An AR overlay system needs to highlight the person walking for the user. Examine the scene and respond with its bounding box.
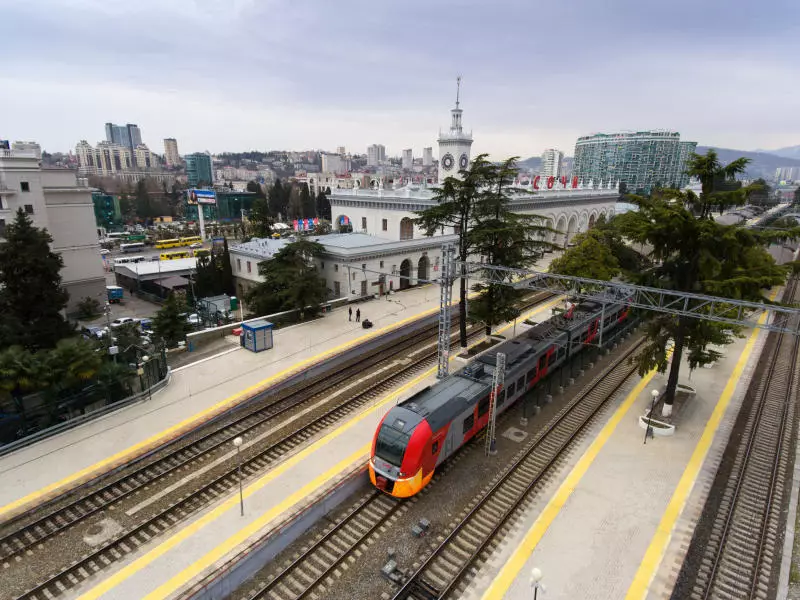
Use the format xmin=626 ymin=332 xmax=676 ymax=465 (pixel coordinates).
xmin=349 ymin=306 xmax=352 ymax=321
xmin=356 ymin=308 xmax=361 ymax=323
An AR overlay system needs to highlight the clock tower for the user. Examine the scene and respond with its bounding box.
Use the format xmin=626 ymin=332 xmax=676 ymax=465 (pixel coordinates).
xmin=437 ymin=77 xmax=473 ymax=185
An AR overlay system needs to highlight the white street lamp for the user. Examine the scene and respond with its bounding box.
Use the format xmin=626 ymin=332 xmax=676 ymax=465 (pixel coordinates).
xmin=645 ymin=389 xmax=659 ymax=444
xmin=530 ymin=567 xmax=543 ymax=600
xmin=233 ymin=436 xmax=244 ymax=516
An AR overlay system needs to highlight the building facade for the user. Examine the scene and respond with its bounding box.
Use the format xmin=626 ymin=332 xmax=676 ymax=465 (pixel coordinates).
xmin=184 ymin=190 xmax=256 ymax=222
xmin=163 ymin=138 xmax=181 ymax=167
xmin=540 ymin=148 xmax=564 ymax=177
xmin=0 ymin=146 xmax=106 ymax=312
xmin=573 ymin=130 xmax=696 ymax=193
xmin=92 ymin=191 xmax=122 ymax=230
xmin=402 ymin=149 xmax=413 ymax=170
xmin=104 ymin=122 xmax=142 ymax=153
xmin=437 ymin=79 xmax=472 ymax=183
xmin=230 ymin=233 xmax=458 ymax=304
xmin=185 ymin=153 xmax=214 ymax=187
xmin=367 ymin=144 xmax=386 ymax=167
xmin=321 ymin=153 xmax=350 ymax=175
xmin=422 ymin=147 xmax=433 ymax=167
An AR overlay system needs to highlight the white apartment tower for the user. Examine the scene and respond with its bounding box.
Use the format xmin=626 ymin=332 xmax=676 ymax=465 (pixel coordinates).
xmin=402 ymin=149 xmax=413 ymax=170
xmin=437 ymin=77 xmax=473 ymax=184
xmin=367 ymin=144 xmax=386 ymax=167
xmin=422 ymin=147 xmax=433 ymax=166
xmin=540 ymin=148 xmax=564 ymax=178
xmin=163 ymin=138 xmax=181 ymax=167
xmin=0 ymin=144 xmax=106 ymax=312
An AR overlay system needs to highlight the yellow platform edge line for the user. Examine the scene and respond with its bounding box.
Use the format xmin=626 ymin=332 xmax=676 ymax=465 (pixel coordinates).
xmin=624 ymin=291 xmax=775 ymax=600
xmin=481 ymin=361 xmax=658 ymax=599
xmin=74 ymin=299 xmax=560 ymax=599
xmin=0 ymin=298 xmax=450 ymax=520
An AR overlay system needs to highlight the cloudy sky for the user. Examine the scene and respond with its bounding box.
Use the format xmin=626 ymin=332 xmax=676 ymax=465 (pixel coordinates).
xmin=2 ymin=0 xmax=798 ymax=159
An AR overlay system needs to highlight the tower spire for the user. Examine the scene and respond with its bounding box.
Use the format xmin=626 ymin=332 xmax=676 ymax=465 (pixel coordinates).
xmin=455 ymin=76 xmax=461 ymax=109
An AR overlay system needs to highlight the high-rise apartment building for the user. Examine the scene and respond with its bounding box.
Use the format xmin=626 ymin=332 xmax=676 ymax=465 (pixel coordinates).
xmin=104 ymin=122 xmax=142 ymax=153
xmin=422 ymin=147 xmax=433 ymax=167
xmin=573 ymin=130 xmax=696 ymax=193
xmin=0 ymin=144 xmax=106 ymax=312
xmin=163 ymin=138 xmax=181 ymax=167
xmin=77 ymin=140 xmax=154 ymax=174
xmin=540 ymin=148 xmax=564 ymax=178
xmin=336 ymin=146 xmax=346 ymax=156
xmin=402 ymin=149 xmax=413 ymax=170
xmin=185 ymin=153 xmax=214 ymax=187
xmin=367 ymin=144 xmax=386 ymax=167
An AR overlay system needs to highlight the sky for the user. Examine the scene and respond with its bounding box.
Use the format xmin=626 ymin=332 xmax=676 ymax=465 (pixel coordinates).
xmin=2 ymin=0 xmax=799 ymax=159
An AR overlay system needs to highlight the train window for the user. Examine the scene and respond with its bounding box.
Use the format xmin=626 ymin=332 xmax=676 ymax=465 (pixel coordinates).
xmin=557 ymin=345 xmax=566 ymax=360
xmin=478 ymin=396 xmax=490 ymax=417
xmin=527 ymin=370 xmax=535 ymax=383
xmin=517 ymin=376 xmax=524 ymax=391
xmin=538 ymin=354 xmax=547 ymax=371
xmin=463 ymin=414 xmax=474 ymax=435
xmin=432 ymin=441 xmax=439 ymax=454
xmin=497 ymin=390 xmax=507 ymax=406
xmin=375 ymin=425 xmax=410 ymax=467
xmin=507 ymin=381 xmax=516 ymax=397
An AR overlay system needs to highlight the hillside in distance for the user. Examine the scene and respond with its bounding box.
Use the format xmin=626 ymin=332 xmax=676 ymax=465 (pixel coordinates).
xmin=697 ymin=146 xmax=800 ymax=180
xmin=757 ymin=145 xmax=800 ymax=160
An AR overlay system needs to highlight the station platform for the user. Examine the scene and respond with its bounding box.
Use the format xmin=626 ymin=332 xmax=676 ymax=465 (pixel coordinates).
xmin=471 ymin=294 xmax=778 ymax=599
xmin=0 ymin=284 xmax=449 ymax=519
xmin=29 ymin=298 xmax=562 ymax=599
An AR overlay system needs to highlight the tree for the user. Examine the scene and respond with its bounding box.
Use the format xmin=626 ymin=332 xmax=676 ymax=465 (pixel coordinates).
xmin=468 ymin=157 xmax=556 ymax=336
xmin=221 ymin=238 xmax=235 ymax=296
xmin=416 ymin=155 xmax=489 ymax=347
xmin=268 ymin=179 xmax=288 ymax=218
xmin=316 ymin=191 xmax=332 ymax=221
xmin=615 ymin=188 xmax=786 ymax=413
xmin=287 ymin=184 xmax=304 ymax=219
xmin=249 ymin=196 xmax=273 ymax=238
xmin=549 ymin=231 xmax=620 ymax=283
xmin=794 ymin=186 xmax=800 ymax=205
xmin=153 ymin=292 xmax=192 ymax=347
xmin=0 ymin=209 xmax=72 ymax=349
xmin=748 ymin=178 xmax=772 ymax=206
xmin=76 ymin=296 xmax=102 ymax=320
xmin=300 ymin=183 xmax=315 ymax=218
xmin=246 ymin=240 xmax=328 ymax=320
xmin=684 ymin=148 xmax=750 ymax=218
xmin=0 ymin=346 xmax=43 ymax=434
xmin=246 ymin=180 xmax=266 ymax=198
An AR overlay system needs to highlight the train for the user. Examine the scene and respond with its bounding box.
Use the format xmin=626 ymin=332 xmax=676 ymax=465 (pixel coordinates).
xmin=369 ymin=292 xmax=633 ymax=498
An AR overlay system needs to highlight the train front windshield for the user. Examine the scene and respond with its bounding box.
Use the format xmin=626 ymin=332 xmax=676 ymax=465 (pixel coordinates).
xmin=375 ymin=424 xmax=410 ymax=468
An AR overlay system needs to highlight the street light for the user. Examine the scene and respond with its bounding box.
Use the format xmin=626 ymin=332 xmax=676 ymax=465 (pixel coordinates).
xmin=141 ymin=355 xmax=151 ymax=401
xmin=233 ymin=436 xmax=244 ymax=516
xmin=530 ymin=567 xmax=543 ymax=600
xmin=644 ymin=389 xmax=659 ymax=445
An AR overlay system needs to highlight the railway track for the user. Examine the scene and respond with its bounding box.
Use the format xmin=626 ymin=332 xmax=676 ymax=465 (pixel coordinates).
xmin=675 ymin=278 xmax=800 ymax=600
xmin=7 ymin=293 xmax=553 ymax=600
xmin=248 ymin=491 xmax=402 ymax=600
xmin=0 ymin=322 xmax=444 ymax=564
xmin=391 ymin=330 xmax=645 ymax=600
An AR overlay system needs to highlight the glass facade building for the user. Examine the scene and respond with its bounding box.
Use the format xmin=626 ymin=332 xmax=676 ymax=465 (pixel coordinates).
xmin=573 ymin=130 xmax=697 ymax=193
xmin=185 ymin=153 xmax=214 ymax=187
xmin=184 ymin=190 xmax=256 ymax=221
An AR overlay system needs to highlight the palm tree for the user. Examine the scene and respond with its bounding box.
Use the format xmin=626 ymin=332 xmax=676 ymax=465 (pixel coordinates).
xmin=0 ymin=346 xmax=43 ymax=434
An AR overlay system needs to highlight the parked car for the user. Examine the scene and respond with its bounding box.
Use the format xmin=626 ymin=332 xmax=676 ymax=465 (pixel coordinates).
xmin=110 ymin=317 xmax=137 ymax=328
xmin=99 ymin=248 xmax=111 ymax=256
xmin=81 ymin=326 xmax=108 ymax=340
xmin=189 ymin=242 xmax=203 ymax=249
xmin=186 ymin=313 xmax=201 ymax=325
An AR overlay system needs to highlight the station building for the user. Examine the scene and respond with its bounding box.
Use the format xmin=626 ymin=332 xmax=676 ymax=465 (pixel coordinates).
xmin=229 ymin=233 xmax=457 ymax=302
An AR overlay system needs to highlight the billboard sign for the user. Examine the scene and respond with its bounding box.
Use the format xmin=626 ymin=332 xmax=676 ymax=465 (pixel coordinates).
xmin=188 ymin=189 xmax=217 ymax=205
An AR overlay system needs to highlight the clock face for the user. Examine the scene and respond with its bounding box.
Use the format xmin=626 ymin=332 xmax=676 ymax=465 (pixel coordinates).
xmin=459 ymin=153 xmax=469 ymax=169
xmin=441 ymin=153 xmax=455 ymax=171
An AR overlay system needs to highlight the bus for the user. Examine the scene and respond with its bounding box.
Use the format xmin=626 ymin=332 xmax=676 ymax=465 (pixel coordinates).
xmin=155 ymin=238 xmax=182 ymax=249
xmin=120 ymin=242 xmax=146 ymax=253
xmin=106 ymin=232 xmax=128 ymax=240
xmin=113 ymin=255 xmax=147 ymax=266
xmin=193 ymin=248 xmax=211 ymax=259
xmin=160 ymin=250 xmax=192 ymax=260
xmin=180 ymin=236 xmax=202 ymax=247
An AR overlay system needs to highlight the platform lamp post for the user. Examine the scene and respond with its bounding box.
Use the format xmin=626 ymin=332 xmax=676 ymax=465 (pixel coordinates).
xmin=644 ymin=389 xmax=659 ymax=445
xmin=140 ymin=355 xmax=151 ymax=401
xmin=530 ymin=567 xmax=543 ymax=600
xmin=233 ymin=436 xmax=244 ymax=516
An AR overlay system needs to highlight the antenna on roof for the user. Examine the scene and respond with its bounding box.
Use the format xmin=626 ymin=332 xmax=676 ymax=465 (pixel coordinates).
xmin=455 ymin=75 xmax=461 ymax=109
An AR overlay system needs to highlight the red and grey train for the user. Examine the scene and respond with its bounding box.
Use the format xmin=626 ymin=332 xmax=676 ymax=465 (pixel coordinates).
xmin=369 ymin=294 xmax=631 ymax=498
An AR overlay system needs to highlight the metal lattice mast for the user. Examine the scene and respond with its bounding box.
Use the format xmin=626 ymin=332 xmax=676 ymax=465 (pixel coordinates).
xmin=485 ymin=352 xmax=506 ymax=456
xmin=437 ymin=245 xmax=455 ymax=379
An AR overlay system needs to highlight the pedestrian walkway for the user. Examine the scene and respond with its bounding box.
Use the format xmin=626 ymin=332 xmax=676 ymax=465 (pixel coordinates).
xmin=0 ymin=284 xmax=445 ymax=519
xmin=472 ymin=296 xmax=775 ymax=600
xmin=31 ymin=299 xmax=563 ymax=600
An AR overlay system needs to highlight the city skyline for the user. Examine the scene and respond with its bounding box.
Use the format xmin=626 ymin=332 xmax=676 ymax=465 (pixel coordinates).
xmin=2 ymin=0 xmax=798 ymax=158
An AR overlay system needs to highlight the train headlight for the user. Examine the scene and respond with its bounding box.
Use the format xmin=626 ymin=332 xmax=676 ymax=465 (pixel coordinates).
xmin=399 ymin=471 xmax=405 ymax=477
